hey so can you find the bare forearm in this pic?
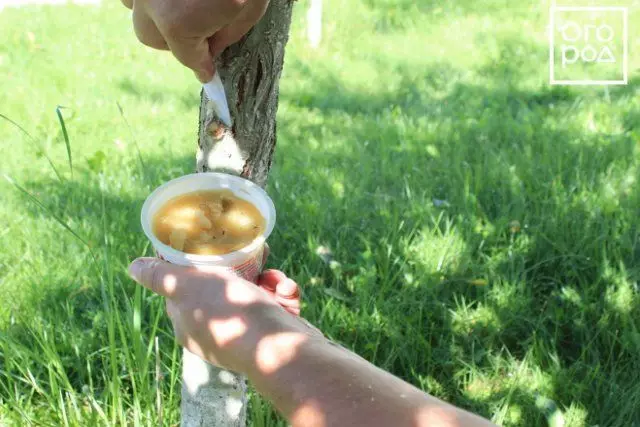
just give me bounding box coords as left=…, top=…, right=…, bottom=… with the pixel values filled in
left=248, top=336, right=495, bottom=427
left=128, top=260, right=492, bottom=425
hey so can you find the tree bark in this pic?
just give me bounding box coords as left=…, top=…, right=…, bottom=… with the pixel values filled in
left=182, top=0, right=293, bottom=426
left=196, top=0, right=293, bottom=187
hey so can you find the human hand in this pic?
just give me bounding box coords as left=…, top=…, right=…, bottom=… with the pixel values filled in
left=121, top=0, right=270, bottom=82
left=128, top=257, right=323, bottom=375
left=257, top=269, right=301, bottom=316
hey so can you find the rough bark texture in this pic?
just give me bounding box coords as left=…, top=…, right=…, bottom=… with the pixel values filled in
left=196, top=0, right=293, bottom=188
left=182, top=0, right=293, bottom=426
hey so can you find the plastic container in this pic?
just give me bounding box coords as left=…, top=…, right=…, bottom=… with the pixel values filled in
left=141, top=172, right=276, bottom=282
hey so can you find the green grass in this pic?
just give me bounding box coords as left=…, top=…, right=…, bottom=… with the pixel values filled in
left=1, top=0, right=639, bottom=425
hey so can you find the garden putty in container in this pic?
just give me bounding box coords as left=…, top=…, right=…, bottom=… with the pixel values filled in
left=141, top=172, right=276, bottom=283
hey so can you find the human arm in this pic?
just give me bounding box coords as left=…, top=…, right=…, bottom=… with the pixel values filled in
left=128, top=257, right=495, bottom=427
left=248, top=332, right=495, bottom=427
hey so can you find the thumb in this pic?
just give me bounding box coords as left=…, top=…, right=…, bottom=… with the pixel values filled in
left=165, top=35, right=215, bottom=83
left=128, top=257, right=184, bottom=298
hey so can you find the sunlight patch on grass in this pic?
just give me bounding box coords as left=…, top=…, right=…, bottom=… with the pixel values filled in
left=563, top=403, right=588, bottom=427
left=604, top=277, right=637, bottom=317
left=451, top=304, right=502, bottom=338
left=406, top=223, right=470, bottom=277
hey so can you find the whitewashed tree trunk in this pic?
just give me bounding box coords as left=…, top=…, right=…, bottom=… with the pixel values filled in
left=181, top=0, right=293, bottom=426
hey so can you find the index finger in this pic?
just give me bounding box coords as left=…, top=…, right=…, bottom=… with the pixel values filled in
left=128, top=257, right=184, bottom=297
left=164, top=33, right=215, bottom=83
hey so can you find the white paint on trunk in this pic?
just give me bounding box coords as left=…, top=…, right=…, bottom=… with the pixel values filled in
left=181, top=349, right=247, bottom=426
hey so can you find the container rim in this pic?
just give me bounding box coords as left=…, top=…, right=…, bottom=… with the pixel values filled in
left=140, top=172, right=276, bottom=264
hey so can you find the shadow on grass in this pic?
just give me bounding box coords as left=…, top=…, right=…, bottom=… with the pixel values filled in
left=272, top=35, right=639, bottom=425
left=358, top=0, right=525, bottom=33
left=5, top=34, right=640, bottom=427
left=268, top=114, right=638, bottom=423
left=0, top=157, right=189, bottom=424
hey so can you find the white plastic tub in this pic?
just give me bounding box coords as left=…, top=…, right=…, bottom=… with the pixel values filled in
left=141, top=172, right=276, bottom=282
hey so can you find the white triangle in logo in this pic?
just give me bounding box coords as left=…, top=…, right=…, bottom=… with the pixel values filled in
left=597, top=46, right=616, bottom=63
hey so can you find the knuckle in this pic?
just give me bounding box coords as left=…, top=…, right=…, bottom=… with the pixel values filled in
left=136, top=33, right=168, bottom=50
left=148, top=260, right=166, bottom=293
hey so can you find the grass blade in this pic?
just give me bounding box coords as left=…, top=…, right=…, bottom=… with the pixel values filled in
left=55, top=106, right=73, bottom=177
left=116, top=102, right=147, bottom=175
left=155, top=337, right=163, bottom=427
left=0, top=113, right=64, bottom=182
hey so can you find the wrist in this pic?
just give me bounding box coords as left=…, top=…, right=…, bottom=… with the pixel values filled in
left=245, top=333, right=331, bottom=419
left=239, top=301, right=326, bottom=374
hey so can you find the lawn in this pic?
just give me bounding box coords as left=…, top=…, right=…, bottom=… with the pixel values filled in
left=1, top=0, right=639, bottom=425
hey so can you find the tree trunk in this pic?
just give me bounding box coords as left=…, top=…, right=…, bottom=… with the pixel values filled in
left=182, top=0, right=293, bottom=426
left=196, top=0, right=293, bottom=187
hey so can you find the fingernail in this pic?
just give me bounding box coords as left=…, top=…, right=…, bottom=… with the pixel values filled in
left=195, top=65, right=214, bottom=84
left=194, top=70, right=209, bottom=84
left=128, top=258, right=147, bottom=282
left=277, top=279, right=298, bottom=298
